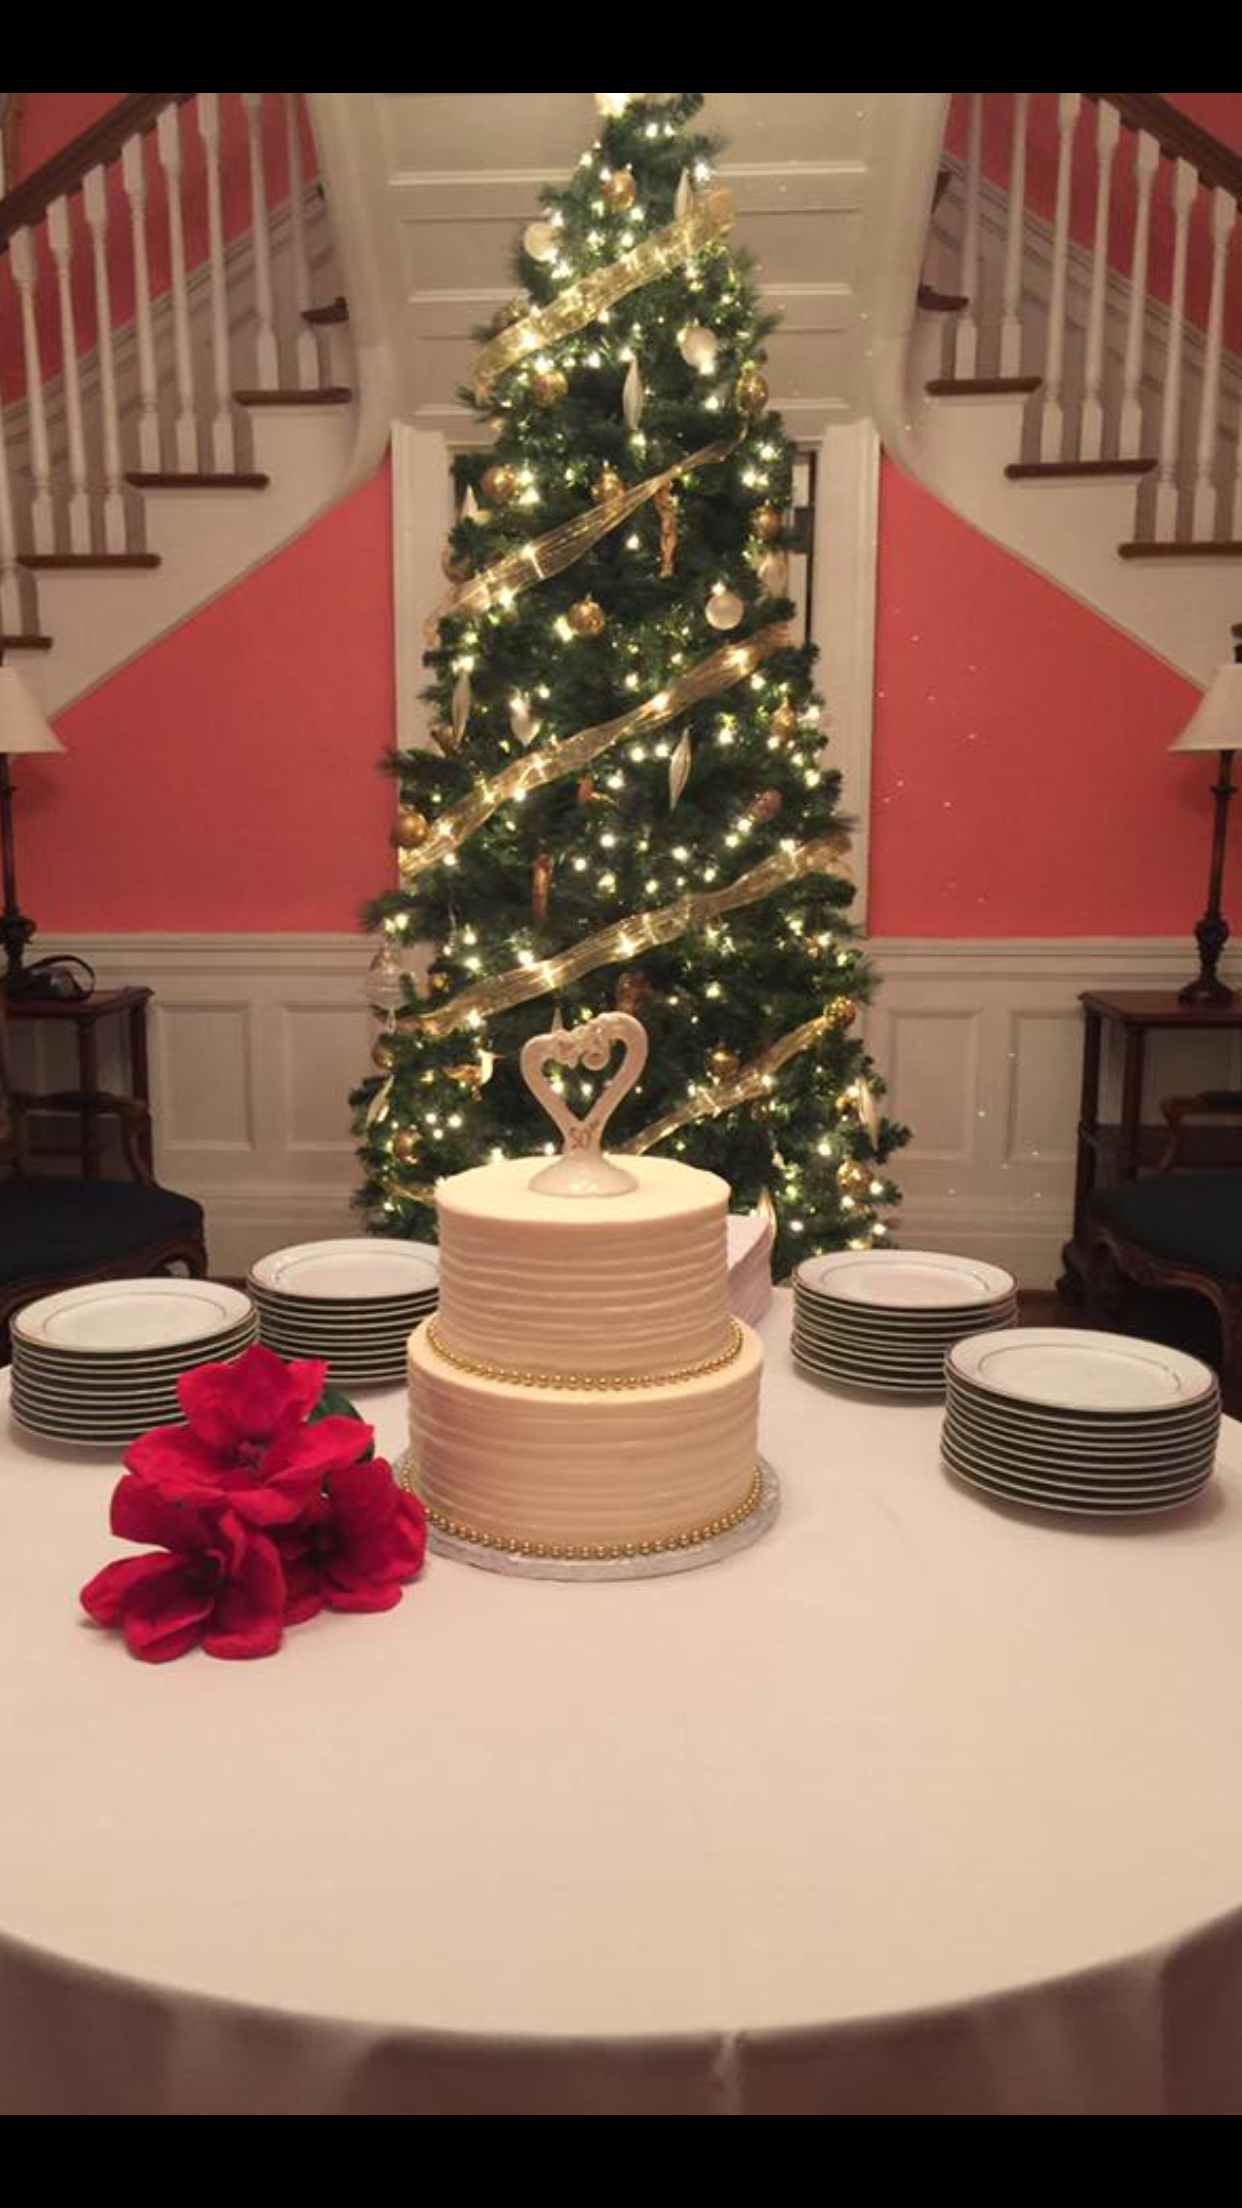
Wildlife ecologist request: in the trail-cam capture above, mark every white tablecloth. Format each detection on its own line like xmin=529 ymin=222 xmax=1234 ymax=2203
xmin=3 ymin=1297 xmax=1242 ymax=2117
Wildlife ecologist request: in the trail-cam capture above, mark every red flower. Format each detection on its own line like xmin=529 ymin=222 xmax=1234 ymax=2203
xmin=276 ymin=1460 xmax=428 ymax=1624
xmin=124 ymin=1344 xmax=374 ymax=1528
xmin=81 ymin=1478 xmax=286 ymax=1665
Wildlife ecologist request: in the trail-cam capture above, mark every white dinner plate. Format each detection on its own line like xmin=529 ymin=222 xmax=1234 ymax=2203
xmin=792 ymin=1332 xmax=946 ymax=1376
xmin=254 ymin=1312 xmax=429 ymax=1342
xmin=945 ymin=1395 xmax=1220 ymax=1465
xmin=794 ymin=1289 xmax=1017 ymax=1330
xmin=941 ymin=1446 xmax=1215 ymax=1509
xmin=12 ymin=1325 xmax=257 ymax=1382
xmin=792 ymin=1306 xmax=1015 ymax=1352
xmin=943 ymin=1449 xmax=1214 ymax=1518
xmin=11 ymin=1378 xmax=189 ymax=1417
xmin=948 ymin=1331 xmax=1217 ymax=1415
xmin=793 ymin=1348 xmax=945 ymax=1396
xmin=942 ymin=1418 xmax=1217 ymax=1486
xmin=796 ymin=1251 xmax=1017 ymax=1312
xmin=944 ymin=1369 xmax=1221 ymax=1441
xmin=250 ymin=1242 xmax=441 ymax=1303
xmin=13 ymin=1281 xmax=254 ymax=1356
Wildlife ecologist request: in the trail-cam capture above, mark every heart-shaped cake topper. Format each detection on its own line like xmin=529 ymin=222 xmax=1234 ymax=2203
xmin=521 ymin=1012 xmax=649 ymax=1198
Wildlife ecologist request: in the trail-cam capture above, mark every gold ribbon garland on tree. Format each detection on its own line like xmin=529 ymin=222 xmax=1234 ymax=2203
xmin=474 ymin=186 xmax=737 ymax=399
xmin=620 ymin=1011 xmax=848 ymax=1155
xmin=400 ymin=624 xmax=793 ymax=885
xmin=428 ymin=434 xmax=738 ymax=641
xmin=413 ymin=833 xmax=851 ymax=1040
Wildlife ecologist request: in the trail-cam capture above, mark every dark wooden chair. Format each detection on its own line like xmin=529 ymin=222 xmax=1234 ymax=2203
xmin=0 ymin=994 xmax=207 ymax=1362
xmin=1086 ymin=1091 xmax=1242 ymax=1414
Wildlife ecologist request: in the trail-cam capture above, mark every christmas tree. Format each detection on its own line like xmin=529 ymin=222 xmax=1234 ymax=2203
xmin=357 ymin=91 xmax=906 ymax=1276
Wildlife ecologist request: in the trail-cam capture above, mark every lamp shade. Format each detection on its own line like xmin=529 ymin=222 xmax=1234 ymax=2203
xmin=1171 ymin=663 xmax=1242 ymax=756
xmin=0 ymin=665 xmax=63 ymax=757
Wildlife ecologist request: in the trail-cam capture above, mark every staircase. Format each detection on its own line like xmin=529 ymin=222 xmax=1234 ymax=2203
xmin=0 ymin=93 xmax=383 ymax=715
xmin=876 ymin=93 xmax=1242 ymax=687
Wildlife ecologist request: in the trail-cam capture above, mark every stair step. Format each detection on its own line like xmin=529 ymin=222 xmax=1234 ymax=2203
xmin=928 ymin=376 xmax=1043 ymax=398
xmin=233 ymin=386 xmax=353 ymax=408
xmin=20 ymin=554 xmax=161 ymax=573
xmin=126 ymin=471 xmax=271 ymax=492
xmin=0 ymin=634 xmax=53 ymax=653
xmin=918 ymin=285 xmax=970 ymax=314
xmin=303 ymin=298 xmax=349 ymax=328
xmin=1008 ymin=460 xmax=1158 ymax=482
xmin=1120 ymin=540 xmax=1242 ymax=560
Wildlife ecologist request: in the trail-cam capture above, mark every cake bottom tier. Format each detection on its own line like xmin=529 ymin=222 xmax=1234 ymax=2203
xmin=407 ymin=1319 xmax=764 ymax=1559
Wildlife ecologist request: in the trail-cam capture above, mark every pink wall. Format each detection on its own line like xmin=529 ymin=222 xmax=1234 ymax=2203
xmin=18 ymin=463 xmax=397 ymax=934
xmin=869 ymin=460 xmax=1221 ymax=938
xmin=12 ymin=93 xmax=129 ymax=179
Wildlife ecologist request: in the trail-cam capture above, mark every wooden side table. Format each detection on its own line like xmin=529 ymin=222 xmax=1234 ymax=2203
xmin=1060 ymin=990 xmax=1242 ymax=1301
xmin=6 ymin=987 xmax=154 ymax=1179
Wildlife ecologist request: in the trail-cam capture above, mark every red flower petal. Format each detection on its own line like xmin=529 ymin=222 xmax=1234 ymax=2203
xmin=201 ymin=1537 xmax=287 ymax=1661
xmin=179 ymin=1345 xmax=329 ymax=1455
xmin=118 ymin=1558 xmax=218 ymax=1665
xmin=81 ymin=1553 xmax=179 ymax=1629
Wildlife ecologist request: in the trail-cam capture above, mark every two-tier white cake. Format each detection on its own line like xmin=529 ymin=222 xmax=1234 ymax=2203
xmin=405 ymin=1014 xmax=767 ymax=1569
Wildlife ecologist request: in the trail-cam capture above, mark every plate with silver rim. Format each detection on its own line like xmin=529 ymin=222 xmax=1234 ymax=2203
xmin=12 ymin=1323 xmax=258 ymax=1377
xmin=13 ymin=1280 xmax=255 ymax=1357
xmin=943 ymin=1451 xmax=1215 ymax=1518
xmin=945 ymin=1369 xmax=1221 ymax=1440
xmin=948 ymin=1330 xmax=1217 ymax=1416
xmin=945 ymin=1396 xmax=1221 ymax=1468
xmin=250 ymin=1241 xmax=440 ymax=1303
xmin=941 ymin=1436 xmax=1216 ymax=1503
xmin=797 ymin=1250 xmax=1017 ymax=1313
xmin=941 ymin=1419 xmax=1218 ymax=1488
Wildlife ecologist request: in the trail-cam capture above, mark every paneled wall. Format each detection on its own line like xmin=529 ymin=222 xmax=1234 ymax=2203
xmin=15 ymin=932 xmax=1239 ymax=1286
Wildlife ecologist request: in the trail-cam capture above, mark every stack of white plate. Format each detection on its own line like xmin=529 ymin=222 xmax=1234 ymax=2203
xmin=944 ymin=1331 xmax=1221 ymax=1517
xmin=249 ymin=1239 xmax=440 ymax=1387
xmin=793 ymin=1251 xmax=1018 ymax=1395
xmin=9 ymin=1281 xmax=258 ymax=1449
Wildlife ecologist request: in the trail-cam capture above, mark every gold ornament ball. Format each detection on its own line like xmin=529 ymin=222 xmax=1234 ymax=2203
xmin=431 ymin=723 xmax=461 ymax=758
xmin=593 ymin=465 xmax=625 ymax=505
xmin=448 ymin=1062 xmax=485 ymax=1091
xmin=441 ymin=547 xmax=472 ymax=584
xmin=754 ymin=503 xmax=783 ymax=543
xmin=616 ymin=969 xmax=653 ymax=1014
xmin=736 ymin=366 xmax=770 ymax=418
xmin=523 ymin=221 xmax=559 ymax=266
xmin=708 ymin=1047 xmax=741 ymax=1083
xmin=750 ymin=789 xmax=785 ymax=825
xmin=396 ymin=808 xmax=431 ymax=851
xmin=532 ymin=367 xmax=568 ymax=409
xmin=393 ymin=1130 xmax=422 ymax=1164
xmin=769 ymin=699 xmax=800 ymax=745
xmin=831 ymin=997 xmax=859 ymax=1029
xmin=706 ymin=587 xmax=746 ymax=633
xmin=482 ymin=464 xmax=521 ymax=505
xmin=758 ymin=550 xmax=790 ymax=598
xmin=568 ymin=596 xmax=608 ymax=639
xmin=372 ymin=1037 xmax=398 ymax=1073
xmin=603 ymin=167 xmax=638 ymax=210
xmin=838 ymin=1159 xmax=870 ymax=1195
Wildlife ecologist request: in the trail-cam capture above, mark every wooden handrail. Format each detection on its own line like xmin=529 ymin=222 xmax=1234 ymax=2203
xmin=0 ymin=93 xmax=196 ymax=251
xmin=1086 ymin=92 xmax=1242 ymax=205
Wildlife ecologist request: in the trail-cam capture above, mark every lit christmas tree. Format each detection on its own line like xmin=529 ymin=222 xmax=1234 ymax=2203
xmin=357 ymin=91 xmax=906 ymax=1275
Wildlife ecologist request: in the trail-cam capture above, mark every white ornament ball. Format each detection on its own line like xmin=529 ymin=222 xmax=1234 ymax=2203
xmin=524 ymin=222 xmax=560 ymax=266
xmin=707 ymin=588 xmax=746 ymax=633
xmin=680 ymin=325 xmax=719 ymax=377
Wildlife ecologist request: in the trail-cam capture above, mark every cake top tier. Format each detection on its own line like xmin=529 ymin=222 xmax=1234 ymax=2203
xmin=439 ymin=1153 xmax=730 ymax=1232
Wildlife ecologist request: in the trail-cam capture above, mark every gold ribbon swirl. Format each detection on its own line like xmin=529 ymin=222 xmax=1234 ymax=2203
xmin=475 ymin=186 xmax=737 ymax=399
xmin=620 ymin=1013 xmax=840 ymax=1155
xmin=414 ymin=834 xmax=851 ymax=1040
xmin=429 ymin=435 xmax=740 ymax=641
xmin=400 ymin=624 xmax=792 ymax=885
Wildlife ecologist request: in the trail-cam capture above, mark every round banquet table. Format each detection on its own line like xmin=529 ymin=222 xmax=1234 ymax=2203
xmin=3 ymin=1297 xmax=1242 ymax=2118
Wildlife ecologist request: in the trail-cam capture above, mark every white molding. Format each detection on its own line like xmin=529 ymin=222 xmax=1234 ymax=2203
xmin=20 ymin=929 xmax=1239 ymax=1289
xmin=392 ymin=422 xmax=454 ymax=752
xmin=814 ymin=419 xmax=881 ymax=917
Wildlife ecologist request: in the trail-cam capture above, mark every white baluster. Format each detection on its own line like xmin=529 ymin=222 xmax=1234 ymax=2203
xmin=243 ymin=94 xmax=281 ymax=389
xmin=7 ymin=230 xmax=54 ymax=554
xmin=0 ymin=360 xmax=22 ymax=635
xmin=284 ymin=94 xmax=320 ymax=389
xmin=122 ymin=134 xmax=162 ymax=472
xmin=1000 ymin=93 xmax=1031 ymax=378
xmin=1155 ymin=158 xmax=1201 ymax=541
xmin=46 ymin=197 xmax=91 ymax=553
xmin=1041 ymin=93 xmax=1083 ymax=461
xmin=1193 ymin=188 xmax=1238 ymax=541
xmin=157 ymin=106 xmax=199 ymax=472
xmin=1081 ymin=102 xmax=1121 ymax=460
xmin=953 ymin=94 xmax=984 ymax=378
xmin=1120 ymin=131 xmax=1160 ymax=459
xmin=198 ymin=94 xmax=238 ymax=473
xmin=83 ymin=165 xmax=127 ymax=553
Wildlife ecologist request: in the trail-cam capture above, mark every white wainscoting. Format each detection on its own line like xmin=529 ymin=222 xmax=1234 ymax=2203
xmin=868 ymin=938 xmax=1242 ymax=1286
xmin=18 ymin=931 xmax=1242 ymax=1288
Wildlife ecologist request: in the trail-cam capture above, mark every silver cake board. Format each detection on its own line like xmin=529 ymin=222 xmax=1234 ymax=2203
xmin=397 ymin=1454 xmax=781 ymax=1584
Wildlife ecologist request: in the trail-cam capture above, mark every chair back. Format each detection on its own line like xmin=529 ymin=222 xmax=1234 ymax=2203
xmin=0 ymin=995 xmax=19 ymax=1173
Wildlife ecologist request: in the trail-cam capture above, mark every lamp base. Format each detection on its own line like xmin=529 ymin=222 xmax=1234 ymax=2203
xmin=1179 ymin=913 xmax=1234 ymax=1008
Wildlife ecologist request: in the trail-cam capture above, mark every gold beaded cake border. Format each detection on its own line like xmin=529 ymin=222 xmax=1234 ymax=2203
xmin=398 ymin=1460 xmax=766 ymax=1564
xmin=425 ymin=1316 xmax=745 ymax=1393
